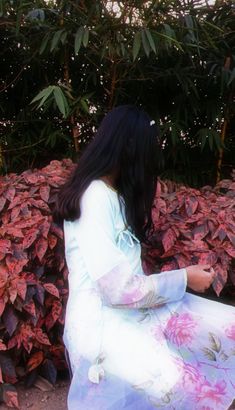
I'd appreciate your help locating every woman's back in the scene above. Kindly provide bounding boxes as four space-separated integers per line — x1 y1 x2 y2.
63 179 143 293
63 179 145 374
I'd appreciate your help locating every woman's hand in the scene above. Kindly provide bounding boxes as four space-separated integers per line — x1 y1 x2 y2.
185 264 216 293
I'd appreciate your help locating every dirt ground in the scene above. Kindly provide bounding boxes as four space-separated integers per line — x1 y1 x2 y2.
0 378 70 410
1 376 235 410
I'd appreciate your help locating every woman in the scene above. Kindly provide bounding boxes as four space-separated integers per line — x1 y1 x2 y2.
55 105 235 409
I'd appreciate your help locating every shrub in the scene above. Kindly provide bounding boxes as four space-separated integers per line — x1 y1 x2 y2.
143 170 235 298
0 159 234 407
0 159 75 408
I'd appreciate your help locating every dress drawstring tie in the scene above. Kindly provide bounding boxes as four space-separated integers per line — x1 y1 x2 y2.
117 228 140 249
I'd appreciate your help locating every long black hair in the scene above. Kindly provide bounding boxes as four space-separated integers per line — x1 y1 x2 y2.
54 105 159 243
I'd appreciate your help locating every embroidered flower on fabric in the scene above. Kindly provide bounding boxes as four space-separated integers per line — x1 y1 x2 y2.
165 313 198 347
192 379 228 407
173 357 205 392
225 324 235 341
150 324 166 345
121 276 146 304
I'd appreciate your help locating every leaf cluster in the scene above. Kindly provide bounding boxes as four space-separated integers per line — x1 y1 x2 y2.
0 158 75 407
143 170 235 297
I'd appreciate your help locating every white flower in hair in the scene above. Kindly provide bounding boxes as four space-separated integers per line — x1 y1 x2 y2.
150 120 155 126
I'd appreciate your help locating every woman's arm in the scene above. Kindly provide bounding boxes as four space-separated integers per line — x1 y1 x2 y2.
95 261 187 308
72 182 187 309
73 182 212 310
95 262 215 309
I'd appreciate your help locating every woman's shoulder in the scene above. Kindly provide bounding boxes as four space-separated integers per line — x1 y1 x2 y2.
81 179 118 210
84 179 116 197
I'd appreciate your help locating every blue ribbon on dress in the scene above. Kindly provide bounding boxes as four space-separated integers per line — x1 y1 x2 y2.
117 228 140 249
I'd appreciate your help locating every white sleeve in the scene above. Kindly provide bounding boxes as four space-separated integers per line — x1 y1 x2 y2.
74 182 187 309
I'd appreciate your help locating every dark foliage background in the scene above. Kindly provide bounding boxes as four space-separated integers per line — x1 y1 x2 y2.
0 0 234 186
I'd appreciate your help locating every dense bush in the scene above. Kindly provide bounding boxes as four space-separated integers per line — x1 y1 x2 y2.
144 171 235 297
0 159 234 407
0 159 75 407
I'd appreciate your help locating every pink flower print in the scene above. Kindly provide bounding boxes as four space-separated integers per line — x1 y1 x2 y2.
193 379 227 407
182 363 205 391
97 266 147 307
225 324 235 341
173 357 205 392
121 276 146 304
150 324 165 345
165 313 198 347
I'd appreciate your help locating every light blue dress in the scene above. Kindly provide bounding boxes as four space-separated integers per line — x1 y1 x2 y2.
63 180 235 410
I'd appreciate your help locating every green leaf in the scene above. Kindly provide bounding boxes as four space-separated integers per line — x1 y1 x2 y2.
50 30 64 52
83 27 89 47
204 20 224 32
197 128 220 152
184 15 194 31
80 98 89 113
100 46 106 60
75 27 84 55
30 86 54 106
141 30 150 57
200 134 207 151
133 31 141 61
0 0 3 18
170 124 179 146
184 15 196 43
163 24 176 40
60 31 68 45
16 1 23 35
39 33 50 55
208 133 213 151
157 32 183 51
145 28 156 53
37 92 53 109
53 87 69 117
120 43 125 57
228 68 235 86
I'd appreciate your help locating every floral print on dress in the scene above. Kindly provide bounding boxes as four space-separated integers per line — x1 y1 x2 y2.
164 312 198 347
96 261 171 309
174 358 206 392
192 379 229 409
225 324 235 341
150 324 166 346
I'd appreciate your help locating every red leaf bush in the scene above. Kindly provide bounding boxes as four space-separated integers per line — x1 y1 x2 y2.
0 159 75 407
0 159 234 407
143 170 235 298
